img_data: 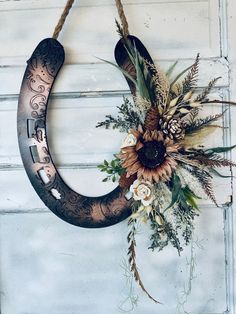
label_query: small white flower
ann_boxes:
[130,179,154,206]
[121,133,137,148]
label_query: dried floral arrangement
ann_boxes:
[96,23,236,303]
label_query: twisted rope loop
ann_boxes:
[115,0,129,36]
[52,0,129,39]
[52,0,75,39]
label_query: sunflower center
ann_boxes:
[137,140,166,169]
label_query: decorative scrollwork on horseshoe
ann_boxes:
[17,36,155,228]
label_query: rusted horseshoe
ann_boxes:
[17,36,155,228]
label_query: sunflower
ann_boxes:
[120,127,179,183]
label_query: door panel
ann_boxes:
[0,208,227,314]
[0,1,235,313]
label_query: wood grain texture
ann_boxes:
[0,0,220,65]
[0,208,227,313]
[0,166,232,212]
[226,1,236,312]
[0,95,228,165]
[0,0,235,312]
[0,59,229,96]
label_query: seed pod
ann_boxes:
[155,214,164,225]
[162,118,185,140]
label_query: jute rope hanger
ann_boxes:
[52,0,130,39]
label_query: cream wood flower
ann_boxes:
[130,179,154,206]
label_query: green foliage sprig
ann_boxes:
[98,157,125,182]
[149,216,183,255]
[174,203,199,246]
[165,173,201,211]
[182,54,200,94]
[149,174,200,252]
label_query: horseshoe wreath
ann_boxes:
[18,0,236,304]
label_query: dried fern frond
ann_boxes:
[127,220,160,304]
[171,153,204,169]
[182,54,200,94]
[185,111,226,134]
[193,154,236,167]
[194,77,221,102]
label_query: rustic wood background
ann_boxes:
[0,0,235,313]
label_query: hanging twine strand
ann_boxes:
[52,0,76,39]
[52,0,129,40]
[115,0,130,36]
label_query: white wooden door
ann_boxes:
[0,1,235,313]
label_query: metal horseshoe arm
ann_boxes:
[17,38,131,228]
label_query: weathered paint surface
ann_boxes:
[0,0,235,313]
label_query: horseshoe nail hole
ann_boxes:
[50,188,61,200]
[125,191,133,200]
[29,145,40,163]
[38,169,50,185]
[27,119,35,138]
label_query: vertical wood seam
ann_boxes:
[220,0,235,312]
